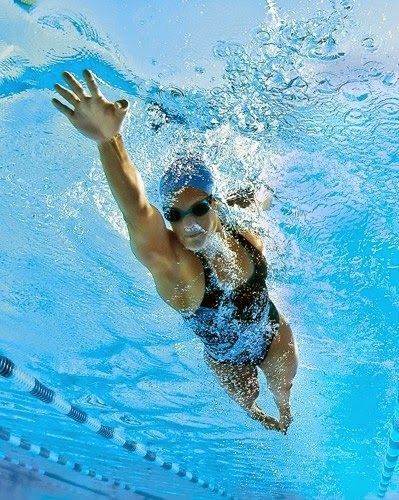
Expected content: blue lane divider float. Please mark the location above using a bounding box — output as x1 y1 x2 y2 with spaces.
0 355 233 499
377 392 399 498
0 425 132 492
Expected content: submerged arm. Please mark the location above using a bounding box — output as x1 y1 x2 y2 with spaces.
226 185 274 211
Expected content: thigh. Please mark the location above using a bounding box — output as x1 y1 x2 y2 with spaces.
205 353 259 403
259 314 298 386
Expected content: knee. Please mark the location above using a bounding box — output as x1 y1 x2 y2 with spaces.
246 386 260 408
267 378 293 394
235 382 259 409
249 376 260 400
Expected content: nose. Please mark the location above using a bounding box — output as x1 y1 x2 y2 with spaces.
183 219 203 234
183 213 196 226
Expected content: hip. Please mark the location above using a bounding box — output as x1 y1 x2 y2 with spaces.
205 300 280 366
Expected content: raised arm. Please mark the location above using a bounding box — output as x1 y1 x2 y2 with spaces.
52 70 175 270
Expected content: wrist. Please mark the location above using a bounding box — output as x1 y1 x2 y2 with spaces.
97 133 122 147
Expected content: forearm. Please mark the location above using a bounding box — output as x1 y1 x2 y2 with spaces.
97 134 150 225
226 187 255 208
226 185 274 210
256 188 273 210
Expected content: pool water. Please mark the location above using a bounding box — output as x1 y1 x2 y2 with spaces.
0 0 398 498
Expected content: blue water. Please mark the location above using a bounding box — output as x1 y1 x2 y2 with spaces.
0 0 398 498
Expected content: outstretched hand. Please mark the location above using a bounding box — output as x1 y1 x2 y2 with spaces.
52 70 129 143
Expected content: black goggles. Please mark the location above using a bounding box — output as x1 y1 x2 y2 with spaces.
163 196 213 223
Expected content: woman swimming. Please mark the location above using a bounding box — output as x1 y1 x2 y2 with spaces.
52 70 298 434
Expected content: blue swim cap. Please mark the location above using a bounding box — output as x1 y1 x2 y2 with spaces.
159 158 214 208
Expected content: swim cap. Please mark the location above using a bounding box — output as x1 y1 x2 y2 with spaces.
159 158 214 208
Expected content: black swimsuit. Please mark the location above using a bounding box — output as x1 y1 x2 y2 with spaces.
182 226 280 365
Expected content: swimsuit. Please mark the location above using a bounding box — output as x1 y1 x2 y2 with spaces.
182 226 280 365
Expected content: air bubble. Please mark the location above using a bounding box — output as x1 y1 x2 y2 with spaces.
333 0 354 10
213 41 244 59
361 37 377 53
340 82 370 102
382 72 397 86
254 28 271 44
363 61 384 78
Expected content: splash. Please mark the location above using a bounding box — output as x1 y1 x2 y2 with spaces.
198 226 243 292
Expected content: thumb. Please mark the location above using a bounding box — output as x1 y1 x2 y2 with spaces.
115 99 129 112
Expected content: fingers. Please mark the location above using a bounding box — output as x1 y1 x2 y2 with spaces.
51 98 73 118
53 70 128 121
54 83 80 106
62 71 87 99
83 69 102 97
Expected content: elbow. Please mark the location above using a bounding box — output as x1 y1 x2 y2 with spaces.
122 201 153 227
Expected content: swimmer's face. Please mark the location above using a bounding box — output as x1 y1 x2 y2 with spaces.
164 188 220 251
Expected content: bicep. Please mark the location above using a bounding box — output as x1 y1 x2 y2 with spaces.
125 204 175 270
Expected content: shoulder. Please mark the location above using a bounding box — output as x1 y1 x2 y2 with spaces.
237 227 264 253
149 234 205 311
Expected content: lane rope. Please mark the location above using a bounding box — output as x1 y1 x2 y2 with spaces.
0 451 112 498
0 354 233 499
0 424 132 493
377 393 399 498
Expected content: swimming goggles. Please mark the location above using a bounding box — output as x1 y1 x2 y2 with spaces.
163 196 213 223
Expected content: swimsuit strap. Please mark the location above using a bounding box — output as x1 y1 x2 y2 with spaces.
228 227 266 278
196 252 213 282
196 252 224 309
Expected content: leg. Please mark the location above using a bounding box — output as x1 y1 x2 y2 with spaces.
259 314 298 434
204 353 281 432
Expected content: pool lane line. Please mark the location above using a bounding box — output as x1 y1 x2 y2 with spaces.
0 425 134 493
0 451 112 498
377 392 399 498
0 355 233 499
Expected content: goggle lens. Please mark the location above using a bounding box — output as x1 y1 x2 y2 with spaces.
164 197 212 223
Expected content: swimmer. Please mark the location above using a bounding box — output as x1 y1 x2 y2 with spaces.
52 70 299 434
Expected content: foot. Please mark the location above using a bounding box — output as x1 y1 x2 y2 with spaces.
279 411 293 435
248 404 281 432
262 415 281 432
